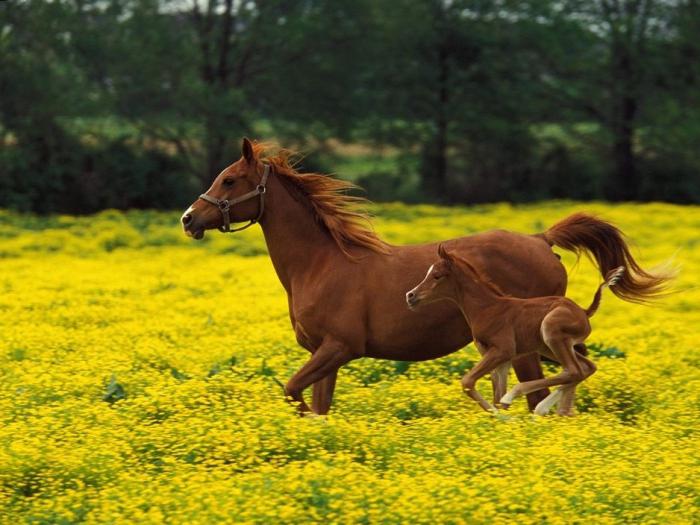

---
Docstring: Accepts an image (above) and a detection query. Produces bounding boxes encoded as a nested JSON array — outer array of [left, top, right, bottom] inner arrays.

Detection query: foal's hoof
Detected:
[[500, 392, 516, 405], [533, 405, 550, 416]]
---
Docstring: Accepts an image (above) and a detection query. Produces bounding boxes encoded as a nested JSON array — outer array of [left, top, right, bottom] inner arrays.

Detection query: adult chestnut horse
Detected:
[[182, 139, 668, 414]]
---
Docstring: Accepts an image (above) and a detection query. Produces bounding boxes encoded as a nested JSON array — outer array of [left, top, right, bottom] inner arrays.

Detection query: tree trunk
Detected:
[[194, 0, 236, 183], [603, 3, 642, 201], [422, 42, 449, 201], [610, 94, 637, 201]]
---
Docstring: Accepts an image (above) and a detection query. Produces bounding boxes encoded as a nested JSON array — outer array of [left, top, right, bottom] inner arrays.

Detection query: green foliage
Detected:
[[588, 343, 627, 360], [0, 0, 698, 210], [103, 375, 126, 404]]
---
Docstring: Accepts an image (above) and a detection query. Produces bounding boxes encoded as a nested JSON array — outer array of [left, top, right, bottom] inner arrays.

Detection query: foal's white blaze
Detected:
[[406, 264, 435, 302]]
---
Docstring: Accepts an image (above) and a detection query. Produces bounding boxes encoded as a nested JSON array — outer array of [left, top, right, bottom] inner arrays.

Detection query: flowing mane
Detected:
[[252, 143, 390, 259], [461, 259, 508, 297], [451, 253, 508, 297]]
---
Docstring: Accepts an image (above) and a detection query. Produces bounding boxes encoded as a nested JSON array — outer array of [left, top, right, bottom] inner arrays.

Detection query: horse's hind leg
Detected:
[[312, 371, 338, 415], [511, 353, 549, 411], [285, 338, 355, 415]]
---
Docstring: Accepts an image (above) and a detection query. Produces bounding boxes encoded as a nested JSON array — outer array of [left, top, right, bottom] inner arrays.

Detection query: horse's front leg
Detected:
[[311, 370, 338, 415], [285, 339, 355, 415], [511, 353, 549, 411]]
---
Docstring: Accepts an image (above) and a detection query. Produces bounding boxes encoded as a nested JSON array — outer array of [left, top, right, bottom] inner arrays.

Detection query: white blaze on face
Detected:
[[406, 264, 435, 303], [418, 264, 436, 290], [181, 205, 195, 222]]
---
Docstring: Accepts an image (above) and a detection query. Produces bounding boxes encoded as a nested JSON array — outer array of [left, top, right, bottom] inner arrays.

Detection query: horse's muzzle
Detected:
[[181, 210, 205, 240]]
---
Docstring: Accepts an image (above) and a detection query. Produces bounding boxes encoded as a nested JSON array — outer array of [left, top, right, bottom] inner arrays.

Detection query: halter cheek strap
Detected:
[[198, 163, 270, 233]]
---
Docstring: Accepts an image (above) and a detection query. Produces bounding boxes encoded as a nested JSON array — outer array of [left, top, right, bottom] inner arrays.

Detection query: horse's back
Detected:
[[359, 228, 567, 360]]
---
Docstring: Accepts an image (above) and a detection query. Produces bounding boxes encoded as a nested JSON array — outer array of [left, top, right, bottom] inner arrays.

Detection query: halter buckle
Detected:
[[218, 200, 231, 212], [257, 185, 267, 194]]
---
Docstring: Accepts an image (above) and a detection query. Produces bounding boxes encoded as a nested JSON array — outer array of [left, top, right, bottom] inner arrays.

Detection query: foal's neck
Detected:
[[454, 274, 507, 324], [258, 174, 342, 292]]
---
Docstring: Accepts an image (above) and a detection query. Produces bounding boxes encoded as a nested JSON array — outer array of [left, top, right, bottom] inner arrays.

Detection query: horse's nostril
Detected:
[[182, 213, 193, 226], [407, 291, 415, 299]]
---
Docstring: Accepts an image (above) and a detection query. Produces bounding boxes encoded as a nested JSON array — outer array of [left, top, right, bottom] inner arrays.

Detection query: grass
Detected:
[[0, 202, 698, 523]]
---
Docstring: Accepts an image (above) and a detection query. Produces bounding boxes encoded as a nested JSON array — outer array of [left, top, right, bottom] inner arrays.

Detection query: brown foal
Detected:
[[182, 139, 670, 415], [407, 245, 625, 416]]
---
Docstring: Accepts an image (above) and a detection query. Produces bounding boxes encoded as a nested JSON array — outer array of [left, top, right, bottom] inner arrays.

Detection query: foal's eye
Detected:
[[433, 274, 442, 280], [222, 178, 235, 187]]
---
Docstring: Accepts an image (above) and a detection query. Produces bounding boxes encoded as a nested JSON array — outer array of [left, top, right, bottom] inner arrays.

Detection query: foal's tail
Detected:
[[585, 266, 625, 317], [543, 213, 673, 304]]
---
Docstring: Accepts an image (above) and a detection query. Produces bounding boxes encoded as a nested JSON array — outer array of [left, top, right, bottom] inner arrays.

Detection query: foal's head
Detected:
[[406, 244, 503, 310], [181, 138, 267, 239], [405, 244, 463, 309]]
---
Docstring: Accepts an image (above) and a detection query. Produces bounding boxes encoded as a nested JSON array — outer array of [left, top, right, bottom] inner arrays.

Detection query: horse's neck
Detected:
[[258, 174, 340, 292]]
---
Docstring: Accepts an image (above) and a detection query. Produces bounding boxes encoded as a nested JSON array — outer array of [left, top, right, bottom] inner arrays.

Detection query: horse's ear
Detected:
[[241, 137, 255, 163], [437, 243, 451, 261]]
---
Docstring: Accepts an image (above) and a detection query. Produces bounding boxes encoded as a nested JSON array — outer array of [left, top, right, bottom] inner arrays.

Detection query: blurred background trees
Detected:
[[1, 0, 698, 213]]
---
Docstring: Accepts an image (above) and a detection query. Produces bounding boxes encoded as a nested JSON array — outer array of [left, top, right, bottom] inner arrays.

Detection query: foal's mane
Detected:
[[252, 143, 389, 259], [440, 246, 507, 297]]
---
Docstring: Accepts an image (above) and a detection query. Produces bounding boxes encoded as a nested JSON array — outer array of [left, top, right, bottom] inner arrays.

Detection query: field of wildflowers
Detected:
[[0, 202, 698, 523]]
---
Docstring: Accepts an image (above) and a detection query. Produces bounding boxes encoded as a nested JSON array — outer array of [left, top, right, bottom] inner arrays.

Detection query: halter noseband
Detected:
[[198, 163, 271, 233]]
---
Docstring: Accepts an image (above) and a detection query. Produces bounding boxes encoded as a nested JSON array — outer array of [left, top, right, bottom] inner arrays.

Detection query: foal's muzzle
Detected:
[[406, 290, 420, 309]]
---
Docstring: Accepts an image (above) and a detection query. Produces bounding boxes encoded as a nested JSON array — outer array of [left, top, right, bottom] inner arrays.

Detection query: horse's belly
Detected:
[[363, 342, 467, 361], [363, 306, 472, 361]]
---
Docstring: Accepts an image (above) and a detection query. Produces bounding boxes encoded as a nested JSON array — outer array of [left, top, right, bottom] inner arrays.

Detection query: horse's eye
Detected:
[[222, 178, 235, 187], [433, 273, 441, 280]]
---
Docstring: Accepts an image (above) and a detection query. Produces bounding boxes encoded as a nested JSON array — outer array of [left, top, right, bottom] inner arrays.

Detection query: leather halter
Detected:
[[198, 163, 270, 233]]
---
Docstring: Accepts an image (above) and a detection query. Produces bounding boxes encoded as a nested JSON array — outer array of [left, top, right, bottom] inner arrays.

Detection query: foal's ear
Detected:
[[437, 243, 452, 261], [241, 137, 255, 163]]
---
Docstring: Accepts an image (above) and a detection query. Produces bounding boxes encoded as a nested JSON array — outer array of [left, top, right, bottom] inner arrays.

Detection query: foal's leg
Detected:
[[556, 384, 576, 417], [511, 353, 550, 411], [557, 354, 597, 416], [285, 339, 355, 415], [461, 348, 512, 413], [475, 343, 509, 409], [491, 362, 511, 407], [501, 339, 584, 414]]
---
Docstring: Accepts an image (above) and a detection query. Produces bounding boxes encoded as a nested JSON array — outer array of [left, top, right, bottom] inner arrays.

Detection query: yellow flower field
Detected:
[[0, 202, 698, 524]]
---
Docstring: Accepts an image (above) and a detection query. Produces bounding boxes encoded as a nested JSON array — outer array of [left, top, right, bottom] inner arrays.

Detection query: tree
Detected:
[[515, 0, 681, 200]]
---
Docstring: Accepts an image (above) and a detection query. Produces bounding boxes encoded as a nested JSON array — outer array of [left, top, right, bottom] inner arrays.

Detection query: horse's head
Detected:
[[181, 138, 268, 239], [406, 244, 459, 309]]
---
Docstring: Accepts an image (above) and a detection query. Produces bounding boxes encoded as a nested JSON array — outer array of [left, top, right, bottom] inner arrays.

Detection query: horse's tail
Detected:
[[585, 266, 625, 317], [542, 213, 673, 304]]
